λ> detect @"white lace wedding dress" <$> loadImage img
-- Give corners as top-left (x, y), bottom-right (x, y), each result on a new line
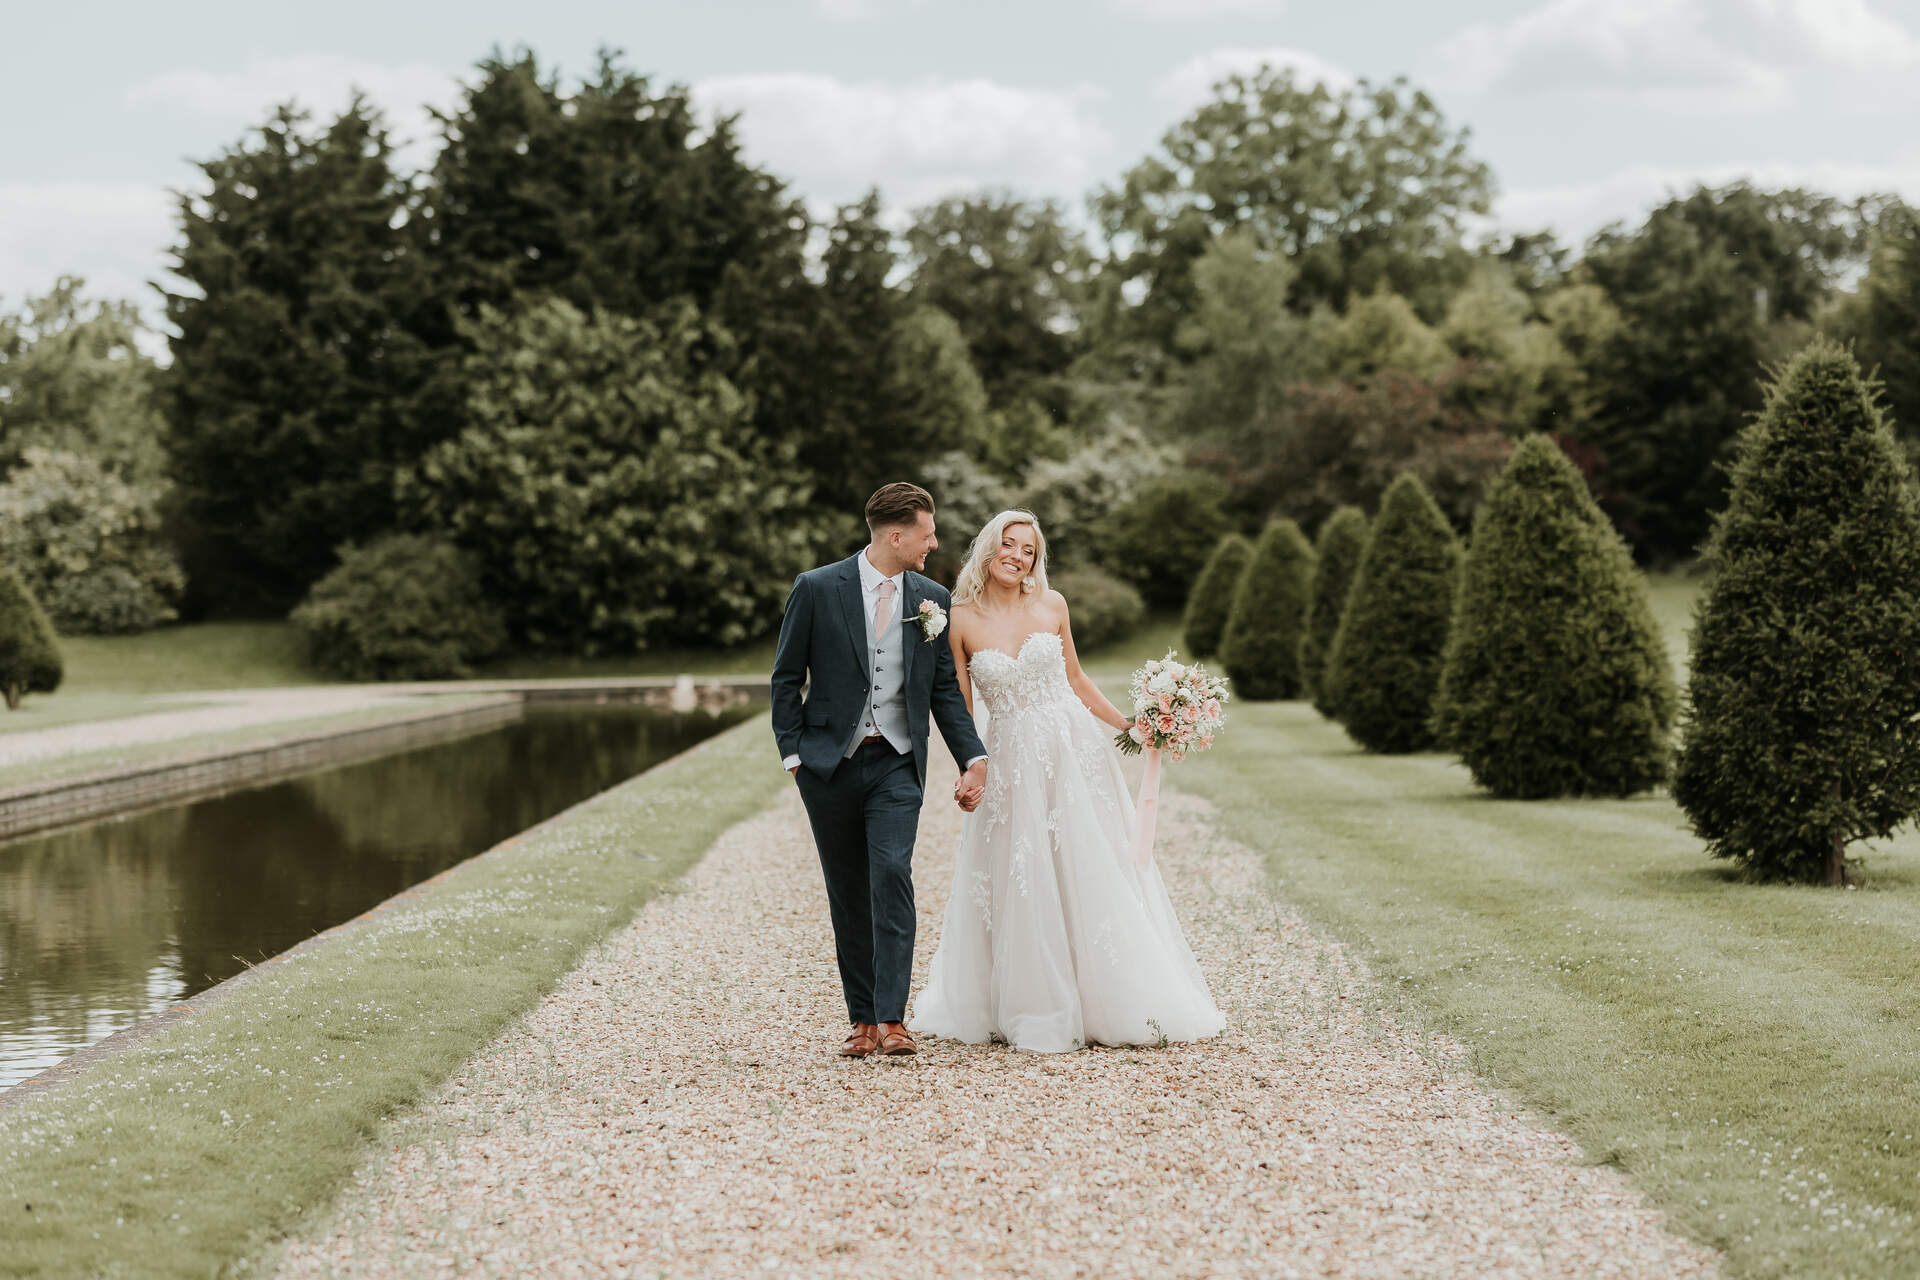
top-left (911, 632), bottom-right (1225, 1053)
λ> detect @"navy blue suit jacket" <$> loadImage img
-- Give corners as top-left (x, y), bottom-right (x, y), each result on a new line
top-left (771, 553), bottom-right (986, 787)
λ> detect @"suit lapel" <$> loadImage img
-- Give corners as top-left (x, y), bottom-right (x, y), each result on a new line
top-left (838, 556), bottom-right (870, 675)
top-left (900, 573), bottom-right (922, 681)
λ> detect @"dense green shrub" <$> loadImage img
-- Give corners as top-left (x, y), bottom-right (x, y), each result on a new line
top-left (1322, 474), bottom-right (1460, 751)
top-left (1432, 436), bottom-right (1674, 797)
top-left (1055, 567), bottom-right (1147, 653)
top-left (1093, 470), bottom-right (1235, 610)
top-left (0, 569), bottom-right (63, 709)
top-left (404, 298), bottom-right (833, 654)
top-left (1219, 519), bottom-right (1316, 700)
top-left (291, 535), bottom-right (507, 680)
top-left (1181, 533), bottom-right (1254, 660)
top-left (1673, 339), bottom-right (1920, 884)
top-left (0, 447), bottom-right (185, 634)
top-left (1300, 506), bottom-right (1368, 717)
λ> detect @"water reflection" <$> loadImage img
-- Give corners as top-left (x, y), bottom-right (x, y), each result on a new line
top-left (0, 704), bottom-right (752, 1089)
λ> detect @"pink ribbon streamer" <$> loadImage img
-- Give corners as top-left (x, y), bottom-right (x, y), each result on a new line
top-left (1130, 747), bottom-right (1163, 871)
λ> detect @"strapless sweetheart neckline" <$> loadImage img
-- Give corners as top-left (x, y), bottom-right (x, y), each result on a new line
top-left (967, 631), bottom-right (1059, 668)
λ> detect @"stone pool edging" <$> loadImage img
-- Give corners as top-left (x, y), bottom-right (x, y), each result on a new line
top-left (0, 676), bottom-right (765, 842)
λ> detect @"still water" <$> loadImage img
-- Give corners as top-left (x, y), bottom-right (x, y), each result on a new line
top-left (0, 704), bottom-right (754, 1090)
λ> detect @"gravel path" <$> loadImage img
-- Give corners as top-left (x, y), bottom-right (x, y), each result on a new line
top-left (274, 773), bottom-right (1718, 1279)
top-left (0, 689), bottom-right (429, 768)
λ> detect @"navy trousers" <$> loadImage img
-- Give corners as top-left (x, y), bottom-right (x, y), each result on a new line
top-left (794, 740), bottom-right (923, 1025)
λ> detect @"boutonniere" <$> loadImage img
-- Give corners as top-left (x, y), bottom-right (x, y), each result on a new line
top-left (914, 600), bottom-right (947, 642)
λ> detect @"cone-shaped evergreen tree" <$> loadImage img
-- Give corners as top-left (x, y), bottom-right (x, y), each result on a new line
top-left (1181, 532), bottom-right (1254, 660)
top-left (1322, 474), bottom-right (1460, 752)
top-left (1220, 519), bottom-right (1316, 700)
top-left (1300, 505), bottom-right (1369, 718)
top-left (0, 568), bottom-right (62, 709)
top-left (1673, 339), bottom-right (1920, 884)
top-left (1432, 436), bottom-right (1675, 797)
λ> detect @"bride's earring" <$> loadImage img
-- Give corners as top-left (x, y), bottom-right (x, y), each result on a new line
top-left (1021, 575), bottom-right (1036, 594)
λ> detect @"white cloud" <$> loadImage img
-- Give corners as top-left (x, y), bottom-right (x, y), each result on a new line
top-left (125, 54), bottom-right (460, 169)
top-left (1114, 0), bottom-right (1289, 17)
top-left (1153, 47), bottom-right (1355, 116)
top-left (1433, 0), bottom-right (1920, 107)
top-left (694, 73), bottom-right (1110, 208)
top-left (0, 183), bottom-right (176, 325)
top-left (1498, 157), bottom-right (1920, 246)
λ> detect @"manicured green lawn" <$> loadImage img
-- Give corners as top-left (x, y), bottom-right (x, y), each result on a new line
top-left (0, 712), bottom-right (785, 1280)
top-left (1176, 564), bottom-right (1920, 1279)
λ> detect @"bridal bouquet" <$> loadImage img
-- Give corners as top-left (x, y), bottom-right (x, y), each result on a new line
top-left (1113, 653), bottom-right (1229, 763)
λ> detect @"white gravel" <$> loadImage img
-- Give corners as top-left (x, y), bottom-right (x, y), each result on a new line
top-left (0, 689), bottom-right (434, 768)
top-left (272, 772), bottom-right (1719, 1279)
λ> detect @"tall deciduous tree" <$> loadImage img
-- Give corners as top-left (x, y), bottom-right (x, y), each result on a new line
top-left (163, 98), bottom-right (427, 612)
top-left (0, 278), bottom-right (167, 483)
top-left (1433, 436), bottom-right (1674, 798)
top-left (1575, 184), bottom-right (1871, 561)
top-left (1094, 66), bottom-right (1492, 357)
top-left (903, 192), bottom-right (1089, 416)
top-left (1673, 340), bottom-right (1920, 885)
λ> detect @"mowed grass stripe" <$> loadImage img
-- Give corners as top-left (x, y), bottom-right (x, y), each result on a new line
top-left (1179, 701), bottom-right (1920, 1279)
top-left (0, 712), bottom-right (785, 1280)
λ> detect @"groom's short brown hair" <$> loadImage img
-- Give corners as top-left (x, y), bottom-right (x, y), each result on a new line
top-left (865, 482), bottom-right (935, 531)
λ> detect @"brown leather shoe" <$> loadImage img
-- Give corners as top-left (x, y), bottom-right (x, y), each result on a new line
top-left (876, 1022), bottom-right (916, 1056)
top-left (840, 1023), bottom-right (879, 1057)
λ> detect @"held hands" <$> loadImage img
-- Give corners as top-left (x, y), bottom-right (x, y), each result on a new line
top-left (954, 759), bottom-right (987, 812)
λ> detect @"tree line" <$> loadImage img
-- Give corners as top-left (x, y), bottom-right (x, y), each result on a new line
top-left (6, 48), bottom-right (1920, 671)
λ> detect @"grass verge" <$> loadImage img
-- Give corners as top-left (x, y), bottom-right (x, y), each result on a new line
top-left (1176, 701), bottom-right (1920, 1279)
top-left (0, 711), bottom-right (785, 1279)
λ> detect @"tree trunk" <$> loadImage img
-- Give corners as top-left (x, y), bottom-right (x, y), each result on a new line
top-left (1827, 778), bottom-right (1848, 887)
top-left (2, 685), bottom-right (17, 710)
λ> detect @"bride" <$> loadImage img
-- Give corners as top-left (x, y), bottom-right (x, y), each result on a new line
top-left (911, 509), bottom-right (1225, 1053)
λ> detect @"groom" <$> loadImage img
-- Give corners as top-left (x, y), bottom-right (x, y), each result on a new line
top-left (772, 482), bottom-right (988, 1058)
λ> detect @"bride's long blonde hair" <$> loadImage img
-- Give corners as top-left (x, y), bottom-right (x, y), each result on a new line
top-left (952, 509), bottom-right (1050, 608)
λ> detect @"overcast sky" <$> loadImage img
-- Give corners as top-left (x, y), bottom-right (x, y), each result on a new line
top-left (6, 0), bottom-right (1920, 327)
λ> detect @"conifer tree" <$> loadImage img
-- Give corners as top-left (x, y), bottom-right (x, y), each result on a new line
top-left (1219, 520), bottom-right (1315, 700)
top-left (1182, 533), bottom-right (1254, 660)
top-left (1323, 474), bottom-right (1460, 751)
top-left (0, 569), bottom-right (62, 710)
top-left (164, 98), bottom-right (426, 611)
top-left (1673, 339), bottom-right (1920, 884)
top-left (1300, 506), bottom-right (1368, 717)
top-left (1432, 436), bottom-right (1674, 797)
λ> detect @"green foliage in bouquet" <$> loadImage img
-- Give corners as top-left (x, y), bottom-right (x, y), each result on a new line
top-left (1300, 505), bottom-right (1368, 718)
top-left (1220, 519), bottom-right (1316, 701)
top-left (1673, 339), bottom-right (1920, 884)
top-left (0, 568), bottom-right (63, 709)
top-left (1054, 567), bottom-right (1146, 653)
top-left (1323, 473), bottom-right (1460, 751)
top-left (291, 534), bottom-right (508, 681)
top-left (1432, 436), bottom-right (1674, 798)
top-left (1181, 532), bottom-right (1254, 660)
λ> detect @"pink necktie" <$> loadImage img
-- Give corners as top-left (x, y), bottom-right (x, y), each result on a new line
top-left (873, 579), bottom-right (895, 637)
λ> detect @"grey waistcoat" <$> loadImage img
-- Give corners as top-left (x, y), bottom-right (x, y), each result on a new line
top-left (846, 584), bottom-right (911, 757)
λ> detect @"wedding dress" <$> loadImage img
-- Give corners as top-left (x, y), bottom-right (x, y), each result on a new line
top-left (911, 632), bottom-right (1225, 1053)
